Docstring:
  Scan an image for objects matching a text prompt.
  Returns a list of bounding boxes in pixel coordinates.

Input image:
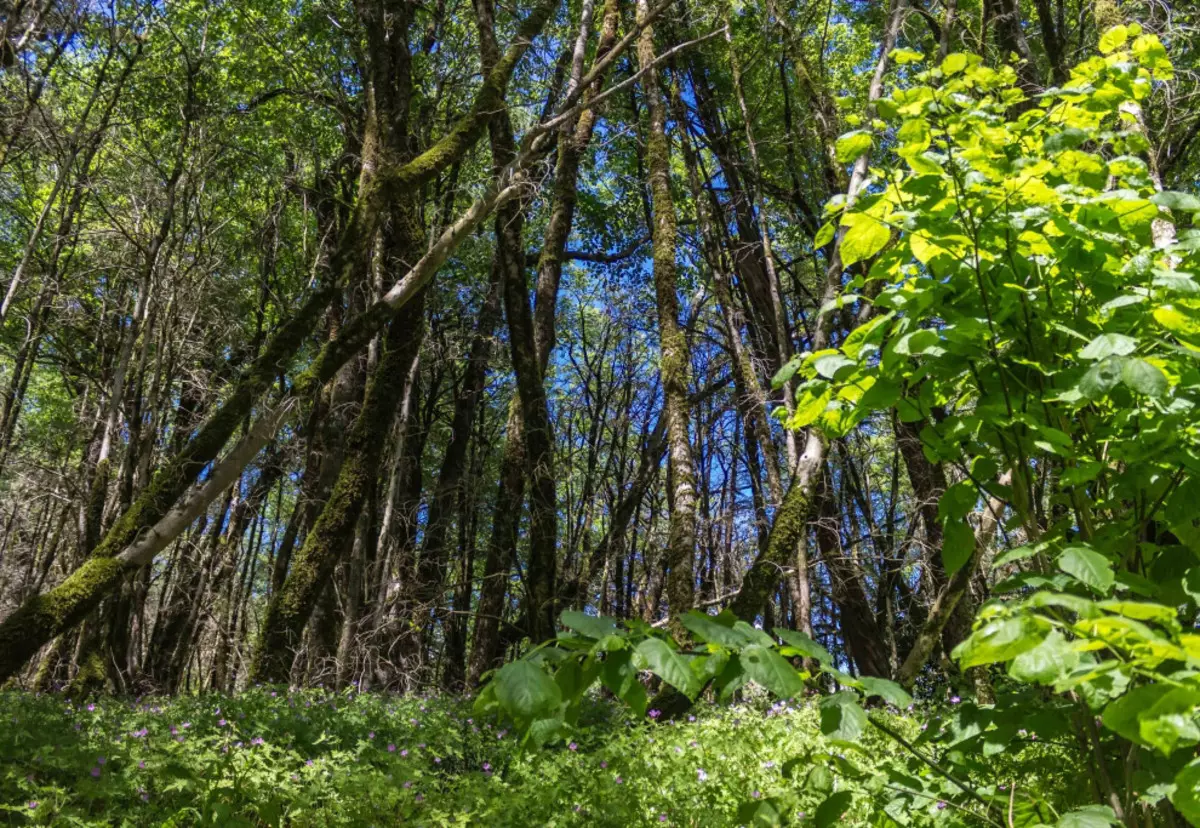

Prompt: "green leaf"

[790,385,833,428]
[1099,25,1129,55]
[599,649,648,716]
[813,220,836,249]
[819,691,867,744]
[953,615,1046,669]
[942,519,975,576]
[1056,805,1119,827]
[806,764,834,793]
[681,610,754,648]
[812,352,856,381]
[635,638,699,698]
[1045,127,1089,153]
[1151,191,1200,212]
[858,676,913,708]
[559,611,620,640]
[938,481,978,522]
[1139,687,1200,755]
[775,628,833,663]
[714,655,748,702]
[889,47,924,65]
[814,791,854,827]
[740,644,806,698]
[771,356,802,390]
[1102,685,1170,747]
[737,798,786,826]
[941,53,968,75]
[494,660,563,723]
[1008,630,1079,685]
[1170,759,1200,824]
[1079,333,1137,360]
[993,544,1044,568]
[835,130,873,163]
[1077,356,1123,400]
[1120,358,1167,397]
[1058,546,1115,595]
[840,212,890,268]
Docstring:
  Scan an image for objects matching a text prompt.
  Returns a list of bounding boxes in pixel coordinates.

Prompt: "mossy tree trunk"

[0,0,556,685]
[637,0,697,625]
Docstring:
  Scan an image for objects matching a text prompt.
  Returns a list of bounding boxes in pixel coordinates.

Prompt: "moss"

[1094,0,1123,31]
[0,556,124,681]
[254,306,423,683]
[730,484,811,621]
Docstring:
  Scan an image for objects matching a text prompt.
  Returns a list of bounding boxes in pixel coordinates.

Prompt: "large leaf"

[1056,805,1118,827]
[494,660,562,723]
[1008,630,1079,685]
[775,628,833,664]
[840,212,890,269]
[635,638,700,698]
[937,481,978,522]
[835,130,873,163]
[953,615,1046,669]
[819,692,867,744]
[1138,687,1200,755]
[1058,546,1115,595]
[814,791,854,827]
[1079,333,1137,360]
[1171,759,1200,824]
[1077,356,1123,400]
[857,676,913,708]
[740,644,806,698]
[942,519,975,576]
[559,611,620,640]
[1152,191,1200,212]
[681,610,754,648]
[1120,358,1167,397]
[599,649,647,716]
[1101,684,1171,747]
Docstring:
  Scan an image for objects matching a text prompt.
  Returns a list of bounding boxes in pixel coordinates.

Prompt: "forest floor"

[0,687,1074,826]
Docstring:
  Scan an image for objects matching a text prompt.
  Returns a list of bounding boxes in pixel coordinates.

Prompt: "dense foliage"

[2,686,1090,826]
[2,0,1200,824]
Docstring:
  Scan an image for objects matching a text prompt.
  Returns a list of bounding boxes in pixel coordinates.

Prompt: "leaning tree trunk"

[0,0,556,684]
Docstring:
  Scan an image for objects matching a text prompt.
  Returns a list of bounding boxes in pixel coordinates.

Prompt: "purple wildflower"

[27,801,37,810]
[937,801,947,810]
[697,768,708,782]
[388,744,396,753]
[90,767,101,778]
[87,704,95,712]
[648,709,661,719]
[568,742,578,751]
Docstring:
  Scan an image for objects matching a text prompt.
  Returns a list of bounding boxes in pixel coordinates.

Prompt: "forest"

[1,0,1200,824]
